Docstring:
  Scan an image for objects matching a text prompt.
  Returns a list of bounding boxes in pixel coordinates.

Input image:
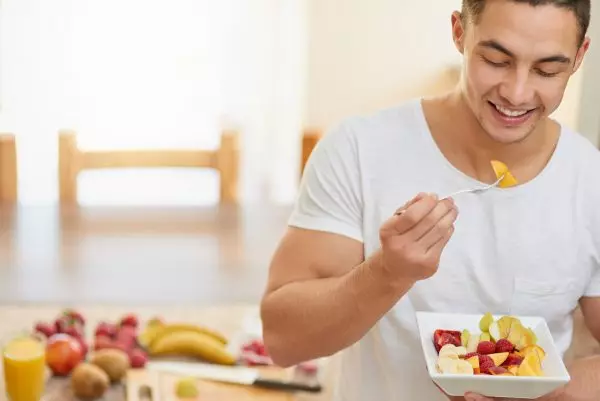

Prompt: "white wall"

[0,0,307,206]
[576,1,600,147]
[305,0,596,141]
[306,0,463,129]
[1,1,596,206]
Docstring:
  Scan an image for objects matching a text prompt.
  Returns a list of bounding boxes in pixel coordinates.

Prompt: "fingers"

[418,205,458,250]
[394,192,428,215]
[463,393,496,401]
[426,225,454,257]
[406,197,456,242]
[390,194,440,234]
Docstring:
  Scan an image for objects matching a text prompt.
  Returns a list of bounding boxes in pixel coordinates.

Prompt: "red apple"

[45,334,84,376]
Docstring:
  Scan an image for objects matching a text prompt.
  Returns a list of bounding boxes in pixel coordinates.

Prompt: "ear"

[572,36,591,74]
[451,11,466,54]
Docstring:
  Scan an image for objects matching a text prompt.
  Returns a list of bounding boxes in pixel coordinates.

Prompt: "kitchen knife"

[145,361,323,393]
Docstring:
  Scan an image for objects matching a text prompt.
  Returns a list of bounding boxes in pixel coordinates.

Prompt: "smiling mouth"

[489,101,536,118]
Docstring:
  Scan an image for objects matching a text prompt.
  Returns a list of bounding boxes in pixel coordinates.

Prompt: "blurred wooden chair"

[300,128,322,177]
[0,134,17,203]
[58,129,239,204]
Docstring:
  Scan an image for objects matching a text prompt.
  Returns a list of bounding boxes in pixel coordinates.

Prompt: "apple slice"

[488,352,509,367]
[461,329,470,347]
[488,321,502,342]
[479,312,494,332]
[497,316,515,338]
[507,321,524,346]
[516,327,538,350]
[521,345,546,361]
[466,333,480,353]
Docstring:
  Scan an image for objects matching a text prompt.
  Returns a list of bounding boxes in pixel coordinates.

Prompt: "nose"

[498,68,535,107]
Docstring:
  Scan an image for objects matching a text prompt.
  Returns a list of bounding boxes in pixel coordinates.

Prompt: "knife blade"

[145,361,322,393]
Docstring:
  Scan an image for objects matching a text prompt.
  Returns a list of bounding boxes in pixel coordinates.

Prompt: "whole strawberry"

[476,341,496,355]
[119,314,139,329]
[129,348,148,368]
[34,322,56,338]
[495,339,515,353]
[95,322,117,338]
[63,309,85,326]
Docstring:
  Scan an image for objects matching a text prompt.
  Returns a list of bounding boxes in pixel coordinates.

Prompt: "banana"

[138,320,166,349]
[146,323,228,348]
[148,330,237,365]
[436,357,474,375]
[438,344,467,359]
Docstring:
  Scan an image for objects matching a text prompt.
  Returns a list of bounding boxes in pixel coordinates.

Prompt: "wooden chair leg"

[0,134,17,203]
[58,130,79,203]
[217,129,239,204]
[301,128,321,176]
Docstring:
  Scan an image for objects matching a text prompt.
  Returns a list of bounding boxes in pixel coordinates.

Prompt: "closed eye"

[481,55,509,67]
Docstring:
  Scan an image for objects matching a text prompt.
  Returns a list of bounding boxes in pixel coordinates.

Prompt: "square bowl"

[416,311,570,399]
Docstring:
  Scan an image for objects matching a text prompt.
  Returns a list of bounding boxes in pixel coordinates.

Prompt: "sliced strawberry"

[433,329,461,352]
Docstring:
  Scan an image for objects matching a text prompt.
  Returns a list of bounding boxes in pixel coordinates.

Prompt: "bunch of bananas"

[138,319,236,366]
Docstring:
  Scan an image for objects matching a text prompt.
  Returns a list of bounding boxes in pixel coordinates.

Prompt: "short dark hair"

[461,0,591,46]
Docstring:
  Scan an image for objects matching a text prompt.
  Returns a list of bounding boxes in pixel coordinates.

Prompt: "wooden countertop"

[0,304,335,401]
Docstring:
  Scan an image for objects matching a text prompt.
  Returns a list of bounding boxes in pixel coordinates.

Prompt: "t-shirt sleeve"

[288,121,364,243]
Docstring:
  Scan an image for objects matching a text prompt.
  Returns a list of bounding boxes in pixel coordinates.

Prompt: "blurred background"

[0,0,598,307]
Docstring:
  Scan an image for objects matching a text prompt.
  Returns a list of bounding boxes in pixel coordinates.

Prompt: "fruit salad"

[433,313,545,377]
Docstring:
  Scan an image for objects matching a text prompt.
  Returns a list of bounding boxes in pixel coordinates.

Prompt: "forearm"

[260,250,414,367]
[539,355,600,401]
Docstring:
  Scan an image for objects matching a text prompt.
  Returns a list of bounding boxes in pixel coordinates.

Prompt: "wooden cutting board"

[41,367,308,401]
[126,368,297,401]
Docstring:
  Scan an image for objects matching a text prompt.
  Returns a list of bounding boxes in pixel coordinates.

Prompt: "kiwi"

[90,349,130,382]
[71,363,110,400]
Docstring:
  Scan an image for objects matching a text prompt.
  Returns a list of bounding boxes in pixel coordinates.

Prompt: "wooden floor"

[0,204,292,306]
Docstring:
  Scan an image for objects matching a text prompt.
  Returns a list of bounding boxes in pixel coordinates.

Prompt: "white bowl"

[415,311,571,399]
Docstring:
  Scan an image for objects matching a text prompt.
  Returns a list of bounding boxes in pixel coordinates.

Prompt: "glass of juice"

[2,333,47,401]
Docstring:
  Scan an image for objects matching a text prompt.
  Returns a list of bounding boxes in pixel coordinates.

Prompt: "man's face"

[452,0,590,144]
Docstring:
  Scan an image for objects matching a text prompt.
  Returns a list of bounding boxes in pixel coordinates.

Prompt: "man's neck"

[422,89,560,184]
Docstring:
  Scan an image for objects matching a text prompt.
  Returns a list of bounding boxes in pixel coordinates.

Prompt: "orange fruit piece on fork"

[490,160,518,188]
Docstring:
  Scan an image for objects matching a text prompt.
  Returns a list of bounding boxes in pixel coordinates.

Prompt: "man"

[260,0,600,400]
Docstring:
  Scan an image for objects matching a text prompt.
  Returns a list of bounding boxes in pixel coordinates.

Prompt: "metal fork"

[394,174,505,216]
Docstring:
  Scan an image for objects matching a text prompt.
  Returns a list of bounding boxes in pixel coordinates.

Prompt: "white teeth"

[494,104,529,117]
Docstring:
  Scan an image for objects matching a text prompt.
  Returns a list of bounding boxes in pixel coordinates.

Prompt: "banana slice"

[437,356,457,373]
[437,357,474,375]
[438,344,459,359]
[438,344,467,359]
[454,346,467,357]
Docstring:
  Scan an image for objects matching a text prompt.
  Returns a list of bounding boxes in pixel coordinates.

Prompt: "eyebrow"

[477,40,571,64]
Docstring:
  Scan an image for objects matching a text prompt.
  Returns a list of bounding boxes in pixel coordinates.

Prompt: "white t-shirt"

[288,98,600,401]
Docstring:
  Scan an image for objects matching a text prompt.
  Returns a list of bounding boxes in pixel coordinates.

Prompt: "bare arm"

[260,194,457,367]
[260,227,413,367]
[539,297,600,401]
